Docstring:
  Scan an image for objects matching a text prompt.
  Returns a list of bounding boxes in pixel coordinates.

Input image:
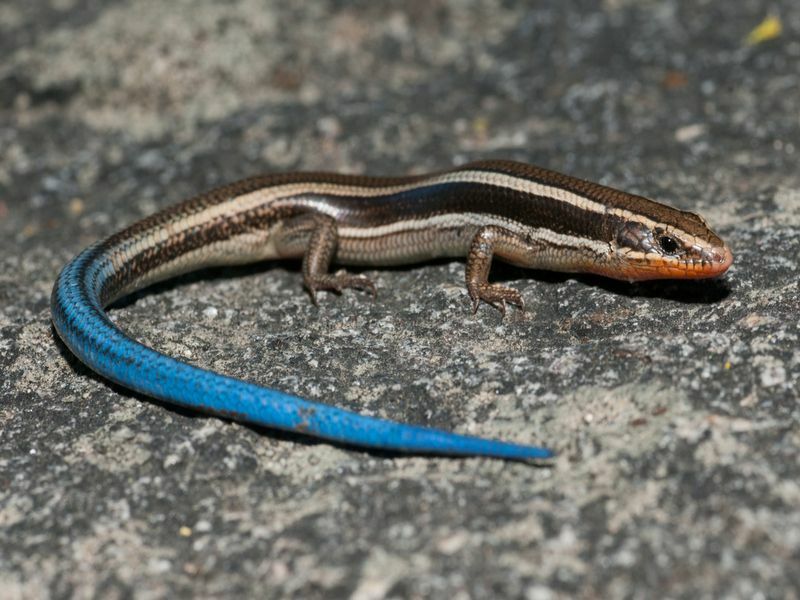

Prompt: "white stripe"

[337,211,608,258]
[339,211,512,238]
[116,170,655,239]
[110,217,612,300]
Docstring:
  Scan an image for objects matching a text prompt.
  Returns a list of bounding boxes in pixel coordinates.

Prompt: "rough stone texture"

[1,1,799,598]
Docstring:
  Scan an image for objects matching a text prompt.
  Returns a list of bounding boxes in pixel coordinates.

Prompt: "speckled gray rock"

[1,1,799,598]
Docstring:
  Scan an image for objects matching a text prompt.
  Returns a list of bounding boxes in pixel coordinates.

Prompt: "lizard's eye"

[658,235,679,255]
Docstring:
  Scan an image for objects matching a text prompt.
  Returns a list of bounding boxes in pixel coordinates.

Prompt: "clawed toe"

[468,283,525,316]
[305,272,377,303]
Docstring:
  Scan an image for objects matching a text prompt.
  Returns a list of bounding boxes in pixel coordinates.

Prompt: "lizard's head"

[596,206,733,282]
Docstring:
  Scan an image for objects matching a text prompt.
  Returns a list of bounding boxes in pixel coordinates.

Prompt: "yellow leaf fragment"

[745,15,782,46]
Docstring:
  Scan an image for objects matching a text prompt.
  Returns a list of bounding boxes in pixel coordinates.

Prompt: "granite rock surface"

[1,1,799,597]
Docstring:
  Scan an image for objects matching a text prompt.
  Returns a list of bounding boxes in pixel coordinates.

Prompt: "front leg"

[466,225,545,315]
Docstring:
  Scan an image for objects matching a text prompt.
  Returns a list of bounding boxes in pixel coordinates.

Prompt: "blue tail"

[51,249,553,461]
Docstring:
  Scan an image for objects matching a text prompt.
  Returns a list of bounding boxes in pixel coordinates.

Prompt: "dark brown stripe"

[467,160,723,244]
[313,181,611,240]
[99,203,299,302]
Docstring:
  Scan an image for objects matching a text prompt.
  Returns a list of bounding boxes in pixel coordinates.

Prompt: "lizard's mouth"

[594,244,734,281]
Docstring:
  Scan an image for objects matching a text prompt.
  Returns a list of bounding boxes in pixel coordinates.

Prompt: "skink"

[51,160,733,460]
